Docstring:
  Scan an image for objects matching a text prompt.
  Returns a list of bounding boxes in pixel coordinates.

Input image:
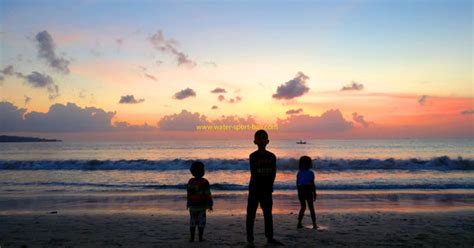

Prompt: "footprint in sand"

[303,225,328,231]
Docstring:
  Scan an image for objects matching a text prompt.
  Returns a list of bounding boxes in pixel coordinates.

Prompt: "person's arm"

[186,180,191,209]
[296,171,299,187]
[311,171,317,201]
[249,153,256,176]
[270,154,277,185]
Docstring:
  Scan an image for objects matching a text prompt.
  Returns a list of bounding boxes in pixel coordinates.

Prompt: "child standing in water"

[187,161,213,242]
[296,156,318,229]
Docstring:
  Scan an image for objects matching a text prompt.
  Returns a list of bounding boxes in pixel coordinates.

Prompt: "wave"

[0,156,473,171]
[2,181,474,191]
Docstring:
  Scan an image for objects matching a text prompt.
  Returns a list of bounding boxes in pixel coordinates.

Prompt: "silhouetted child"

[296,156,318,229]
[187,161,213,242]
[246,130,282,246]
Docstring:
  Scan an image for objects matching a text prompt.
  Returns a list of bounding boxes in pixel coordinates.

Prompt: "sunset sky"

[0,0,472,140]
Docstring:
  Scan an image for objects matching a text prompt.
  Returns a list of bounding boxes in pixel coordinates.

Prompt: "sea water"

[0,139,473,214]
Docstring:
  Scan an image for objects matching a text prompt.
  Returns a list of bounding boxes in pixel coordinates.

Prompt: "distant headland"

[0,135,61,143]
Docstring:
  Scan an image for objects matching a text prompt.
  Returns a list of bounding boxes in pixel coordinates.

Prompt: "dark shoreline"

[0,135,61,143]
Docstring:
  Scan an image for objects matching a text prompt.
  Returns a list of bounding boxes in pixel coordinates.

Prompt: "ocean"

[1,139,473,215]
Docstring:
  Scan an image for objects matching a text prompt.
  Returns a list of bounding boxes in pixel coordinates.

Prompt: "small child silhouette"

[296,156,318,229]
[187,161,213,242]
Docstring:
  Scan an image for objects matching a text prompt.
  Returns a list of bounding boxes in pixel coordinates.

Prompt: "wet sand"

[1,210,473,247]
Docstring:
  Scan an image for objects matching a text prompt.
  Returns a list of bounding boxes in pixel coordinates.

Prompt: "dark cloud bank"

[1,102,364,134]
[0,101,151,132]
[276,109,353,132]
[159,110,256,131]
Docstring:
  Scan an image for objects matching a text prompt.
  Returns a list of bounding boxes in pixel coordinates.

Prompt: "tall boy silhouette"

[246,130,282,246]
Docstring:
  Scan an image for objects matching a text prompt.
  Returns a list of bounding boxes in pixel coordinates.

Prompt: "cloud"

[211,87,227,94]
[24,103,116,132]
[418,95,428,105]
[0,66,59,99]
[229,96,242,103]
[217,94,242,103]
[272,72,310,100]
[24,95,31,105]
[144,73,157,81]
[1,65,15,75]
[24,71,52,87]
[460,109,474,115]
[352,112,369,128]
[286,108,303,115]
[119,95,145,104]
[173,88,196,100]
[0,75,3,82]
[203,61,218,67]
[1,65,24,78]
[0,101,27,132]
[149,30,196,68]
[341,81,364,91]
[277,109,353,132]
[159,110,208,131]
[158,109,256,131]
[210,115,256,126]
[211,105,218,110]
[35,30,70,74]
[114,121,155,131]
[24,72,59,100]
[0,101,114,132]
[0,101,156,133]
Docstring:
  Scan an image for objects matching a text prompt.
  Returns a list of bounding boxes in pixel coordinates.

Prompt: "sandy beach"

[1,210,473,247]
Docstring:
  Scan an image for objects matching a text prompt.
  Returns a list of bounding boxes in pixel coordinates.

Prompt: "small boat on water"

[296,140,306,144]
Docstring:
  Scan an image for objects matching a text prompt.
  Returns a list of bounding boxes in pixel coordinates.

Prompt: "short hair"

[254,129,268,140]
[299,156,312,170]
[190,161,205,178]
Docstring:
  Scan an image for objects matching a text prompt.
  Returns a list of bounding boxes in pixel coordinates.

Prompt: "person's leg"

[189,212,197,242]
[260,192,274,241]
[190,226,195,242]
[297,187,306,228]
[246,191,259,243]
[198,211,206,241]
[307,195,317,228]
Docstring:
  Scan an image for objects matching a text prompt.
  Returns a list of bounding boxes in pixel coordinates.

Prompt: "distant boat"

[296,140,306,144]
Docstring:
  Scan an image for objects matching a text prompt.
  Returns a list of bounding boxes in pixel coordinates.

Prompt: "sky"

[0,0,472,140]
